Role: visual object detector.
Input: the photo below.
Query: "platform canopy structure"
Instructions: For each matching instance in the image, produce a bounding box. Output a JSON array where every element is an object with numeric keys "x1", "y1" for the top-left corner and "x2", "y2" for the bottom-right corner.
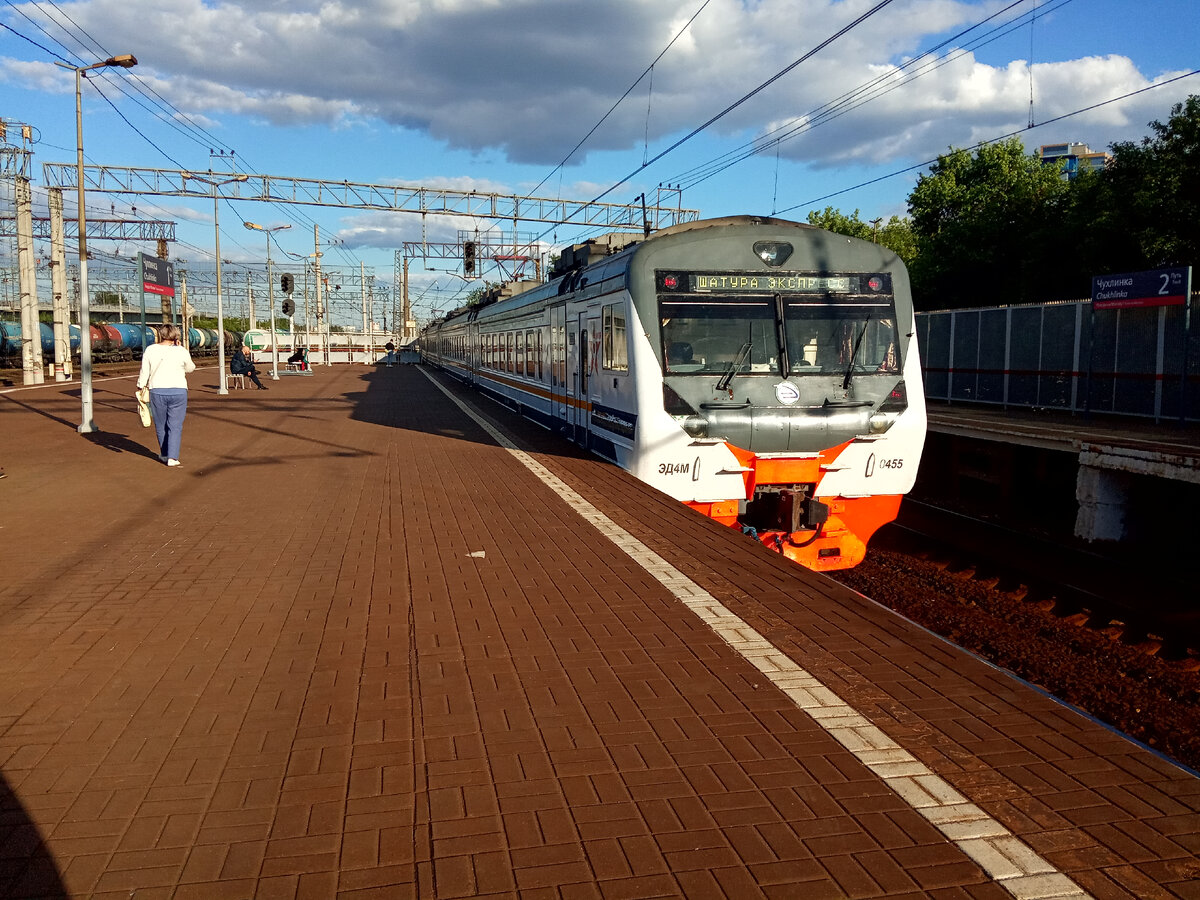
[
  {"x1": 40, "y1": 163, "x2": 701, "y2": 343},
  {"x1": 40, "y1": 164, "x2": 699, "y2": 232}
]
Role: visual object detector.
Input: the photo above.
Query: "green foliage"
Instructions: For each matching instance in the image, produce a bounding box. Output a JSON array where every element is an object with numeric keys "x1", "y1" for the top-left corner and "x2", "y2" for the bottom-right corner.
[
  {"x1": 464, "y1": 283, "x2": 500, "y2": 307},
  {"x1": 805, "y1": 207, "x2": 918, "y2": 267},
  {"x1": 897, "y1": 95, "x2": 1200, "y2": 309},
  {"x1": 1071, "y1": 95, "x2": 1200, "y2": 273},
  {"x1": 906, "y1": 137, "x2": 1074, "y2": 308}
]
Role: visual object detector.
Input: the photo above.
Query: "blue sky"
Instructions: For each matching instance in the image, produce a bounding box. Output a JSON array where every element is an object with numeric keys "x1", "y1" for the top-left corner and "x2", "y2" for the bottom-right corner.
[{"x1": 2, "y1": 0, "x2": 1198, "y2": 326}]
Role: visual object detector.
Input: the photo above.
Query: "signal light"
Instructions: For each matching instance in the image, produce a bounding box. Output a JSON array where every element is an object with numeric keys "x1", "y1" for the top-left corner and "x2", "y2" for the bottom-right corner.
[
  {"x1": 281, "y1": 273, "x2": 294, "y2": 293},
  {"x1": 464, "y1": 241, "x2": 476, "y2": 277},
  {"x1": 282, "y1": 298, "x2": 295, "y2": 316}
]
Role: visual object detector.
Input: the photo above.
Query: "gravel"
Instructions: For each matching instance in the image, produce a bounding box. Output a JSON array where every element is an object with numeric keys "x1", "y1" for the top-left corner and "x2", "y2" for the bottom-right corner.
[{"x1": 831, "y1": 543, "x2": 1200, "y2": 773}]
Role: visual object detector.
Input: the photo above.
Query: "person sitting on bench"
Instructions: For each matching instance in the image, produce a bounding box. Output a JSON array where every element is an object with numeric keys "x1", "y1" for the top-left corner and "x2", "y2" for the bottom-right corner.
[
  {"x1": 231, "y1": 345, "x2": 267, "y2": 389},
  {"x1": 286, "y1": 347, "x2": 308, "y2": 370}
]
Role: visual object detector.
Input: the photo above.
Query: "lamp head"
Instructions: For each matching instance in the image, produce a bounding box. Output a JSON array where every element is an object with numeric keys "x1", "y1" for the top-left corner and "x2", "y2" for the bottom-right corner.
[{"x1": 106, "y1": 55, "x2": 137, "y2": 68}]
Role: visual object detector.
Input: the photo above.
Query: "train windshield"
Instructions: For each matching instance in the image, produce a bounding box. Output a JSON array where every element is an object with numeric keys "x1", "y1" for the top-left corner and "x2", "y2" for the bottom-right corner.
[
  {"x1": 784, "y1": 302, "x2": 899, "y2": 376},
  {"x1": 660, "y1": 299, "x2": 777, "y2": 374},
  {"x1": 658, "y1": 271, "x2": 900, "y2": 377}
]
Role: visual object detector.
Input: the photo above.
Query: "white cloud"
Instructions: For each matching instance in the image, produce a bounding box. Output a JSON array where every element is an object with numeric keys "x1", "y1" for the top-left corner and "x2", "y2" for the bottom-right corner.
[{"x1": 3, "y1": 0, "x2": 1195, "y2": 186}]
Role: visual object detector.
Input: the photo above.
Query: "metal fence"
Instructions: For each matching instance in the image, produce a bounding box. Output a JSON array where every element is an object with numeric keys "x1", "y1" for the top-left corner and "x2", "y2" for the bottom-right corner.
[{"x1": 917, "y1": 294, "x2": 1200, "y2": 422}]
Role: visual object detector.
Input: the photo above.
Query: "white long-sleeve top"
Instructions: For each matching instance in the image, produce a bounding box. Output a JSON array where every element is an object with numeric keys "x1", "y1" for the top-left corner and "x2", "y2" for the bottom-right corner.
[{"x1": 137, "y1": 343, "x2": 196, "y2": 390}]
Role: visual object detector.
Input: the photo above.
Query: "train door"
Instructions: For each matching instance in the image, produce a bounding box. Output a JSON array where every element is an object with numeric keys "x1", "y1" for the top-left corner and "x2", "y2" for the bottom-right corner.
[
  {"x1": 572, "y1": 313, "x2": 590, "y2": 444},
  {"x1": 551, "y1": 304, "x2": 567, "y2": 423}
]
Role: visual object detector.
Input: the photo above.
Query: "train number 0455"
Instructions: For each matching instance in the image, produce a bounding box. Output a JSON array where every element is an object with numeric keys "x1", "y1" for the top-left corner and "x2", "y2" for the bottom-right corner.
[{"x1": 878, "y1": 458, "x2": 904, "y2": 470}]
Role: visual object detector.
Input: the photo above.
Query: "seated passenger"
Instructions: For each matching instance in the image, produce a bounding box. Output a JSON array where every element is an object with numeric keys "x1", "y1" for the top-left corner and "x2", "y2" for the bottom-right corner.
[
  {"x1": 231, "y1": 345, "x2": 267, "y2": 389},
  {"x1": 287, "y1": 347, "x2": 308, "y2": 370}
]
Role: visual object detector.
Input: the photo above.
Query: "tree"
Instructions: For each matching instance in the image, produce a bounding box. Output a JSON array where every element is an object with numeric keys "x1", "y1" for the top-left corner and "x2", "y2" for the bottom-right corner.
[
  {"x1": 805, "y1": 207, "x2": 918, "y2": 266},
  {"x1": 907, "y1": 137, "x2": 1078, "y2": 308},
  {"x1": 1074, "y1": 95, "x2": 1200, "y2": 273}
]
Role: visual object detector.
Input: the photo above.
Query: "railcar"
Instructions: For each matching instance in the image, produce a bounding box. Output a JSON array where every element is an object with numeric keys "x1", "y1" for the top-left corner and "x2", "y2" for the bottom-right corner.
[
  {"x1": 419, "y1": 215, "x2": 927, "y2": 571},
  {"x1": 0, "y1": 320, "x2": 237, "y2": 364}
]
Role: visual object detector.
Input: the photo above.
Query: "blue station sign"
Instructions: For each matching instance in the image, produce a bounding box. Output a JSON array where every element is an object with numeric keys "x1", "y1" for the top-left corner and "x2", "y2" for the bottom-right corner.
[{"x1": 1091, "y1": 266, "x2": 1191, "y2": 310}]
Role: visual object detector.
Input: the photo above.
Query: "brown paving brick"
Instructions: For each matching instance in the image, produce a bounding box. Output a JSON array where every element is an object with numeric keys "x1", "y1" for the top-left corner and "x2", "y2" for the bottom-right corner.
[
  {"x1": 179, "y1": 842, "x2": 230, "y2": 883},
  {"x1": 4, "y1": 367, "x2": 1199, "y2": 899}
]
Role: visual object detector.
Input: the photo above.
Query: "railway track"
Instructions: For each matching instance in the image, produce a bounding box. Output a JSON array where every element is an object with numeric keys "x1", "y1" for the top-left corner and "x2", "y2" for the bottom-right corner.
[
  {"x1": 832, "y1": 500, "x2": 1200, "y2": 771},
  {"x1": 885, "y1": 499, "x2": 1200, "y2": 658}
]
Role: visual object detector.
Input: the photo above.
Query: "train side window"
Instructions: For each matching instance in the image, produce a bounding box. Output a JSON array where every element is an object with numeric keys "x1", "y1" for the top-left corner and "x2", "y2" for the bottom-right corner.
[
  {"x1": 525, "y1": 330, "x2": 535, "y2": 378},
  {"x1": 507, "y1": 332, "x2": 514, "y2": 373},
  {"x1": 603, "y1": 303, "x2": 628, "y2": 372},
  {"x1": 537, "y1": 329, "x2": 544, "y2": 381}
]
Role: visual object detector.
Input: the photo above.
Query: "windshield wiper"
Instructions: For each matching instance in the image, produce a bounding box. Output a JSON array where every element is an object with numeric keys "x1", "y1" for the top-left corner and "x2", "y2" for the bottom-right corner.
[
  {"x1": 842, "y1": 324, "x2": 869, "y2": 390},
  {"x1": 717, "y1": 341, "x2": 753, "y2": 392}
]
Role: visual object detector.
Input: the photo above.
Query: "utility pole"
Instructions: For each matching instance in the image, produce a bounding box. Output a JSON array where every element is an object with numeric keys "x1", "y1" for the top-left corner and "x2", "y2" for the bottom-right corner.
[
  {"x1": 361, "y1": 260, "x2": 368, "y2": 362},
  {"x1": 16, "y1": 177, "x2": 43, "y2": 384},
  {"x1": 48, "y1": 188, "x2": 71, "y2": 380},
  {"x1": 314, "y1": 224, "x2": 325, "y2": 365},
  {"x1": 402, "y1": 256, "x2": 410, "y2": 341}
]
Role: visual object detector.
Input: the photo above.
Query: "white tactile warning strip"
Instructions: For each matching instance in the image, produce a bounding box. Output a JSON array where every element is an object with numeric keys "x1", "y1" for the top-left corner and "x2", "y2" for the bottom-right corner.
[{"x1": 426, "y1": 371, "x2": 1092, "y2": 900}]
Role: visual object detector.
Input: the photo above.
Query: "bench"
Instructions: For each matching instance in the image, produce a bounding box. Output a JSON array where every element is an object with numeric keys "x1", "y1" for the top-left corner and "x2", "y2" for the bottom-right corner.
[{"x1": 228, "y1": 373, "x2": 246, "y2": 389}]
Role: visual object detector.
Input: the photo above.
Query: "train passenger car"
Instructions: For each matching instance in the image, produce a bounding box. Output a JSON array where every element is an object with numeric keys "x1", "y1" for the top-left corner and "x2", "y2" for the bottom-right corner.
[{"x1": 420, "y1": 216, "x2": 927, "y2": 571}]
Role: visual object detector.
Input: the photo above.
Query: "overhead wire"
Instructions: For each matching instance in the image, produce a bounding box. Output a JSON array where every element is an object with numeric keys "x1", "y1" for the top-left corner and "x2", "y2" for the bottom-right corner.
[
  {"x1": 775, "y1": 68, "x2": 1200, "y2": 213},
  {"x1": 5, "y1": 3, "x2": 361, "y2": 294},
  {"x1": 537, "y1": 0, "x2": 899, "y2": 239},
  {"x1": 14, "y1": 0, "x2": 232, "y2": 153},
  {"x1": 668, "y1": 0, "x2": 1061, "y2": 190},
  {"x1": 528, "y1": 0, "x2": 713, "y2": 198}
]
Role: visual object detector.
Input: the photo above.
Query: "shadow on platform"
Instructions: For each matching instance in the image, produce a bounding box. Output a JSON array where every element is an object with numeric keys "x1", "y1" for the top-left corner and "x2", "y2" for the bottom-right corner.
[{"x1": 0, "y1": 770, "x2": 69, "y2": 899}]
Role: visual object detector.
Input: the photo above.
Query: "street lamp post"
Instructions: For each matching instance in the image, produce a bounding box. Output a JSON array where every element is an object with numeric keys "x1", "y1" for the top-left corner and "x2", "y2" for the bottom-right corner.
[
  {"x1": 55, "y1": 53, "x2": 137, "y2": 433},
  {"x1": 244, "y1": 222, "x2": 291, "y2": 381},
  {"x1": 183, "y1": 172, "x2": 248, "y2": 394}
]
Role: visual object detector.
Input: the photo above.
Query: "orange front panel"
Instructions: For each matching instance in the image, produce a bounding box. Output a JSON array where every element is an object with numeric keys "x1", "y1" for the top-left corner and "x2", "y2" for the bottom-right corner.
[
  {"x1": 755, "y1": 494, "x2": 904, "y2": 571},
  {"x1": 754, "y1": 456, "x2": 821, "y2": 485},
  {"x1": 685, "y1": 500, "x2": 740, "y2": 526}
]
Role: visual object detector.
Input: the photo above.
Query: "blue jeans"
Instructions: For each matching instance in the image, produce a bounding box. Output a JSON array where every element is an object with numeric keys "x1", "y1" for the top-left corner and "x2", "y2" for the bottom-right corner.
[{"x1": 149, "y1": 388, "x2": 188, "y2": 460}]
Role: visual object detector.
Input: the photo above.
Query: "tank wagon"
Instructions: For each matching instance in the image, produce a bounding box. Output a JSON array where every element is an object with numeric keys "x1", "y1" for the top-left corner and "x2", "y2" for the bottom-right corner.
[
  {"x1": 0, "y1": 321, "x2": 240, "y2": 364},
  {"x1": 419, "y1": 216, "x2": 927, "y2": 571}
]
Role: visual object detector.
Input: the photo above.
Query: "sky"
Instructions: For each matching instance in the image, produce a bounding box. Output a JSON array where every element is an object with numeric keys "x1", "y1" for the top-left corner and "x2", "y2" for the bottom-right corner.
[{"x1": 2, "y1": 0, "x2": 1198, "y2": 327}]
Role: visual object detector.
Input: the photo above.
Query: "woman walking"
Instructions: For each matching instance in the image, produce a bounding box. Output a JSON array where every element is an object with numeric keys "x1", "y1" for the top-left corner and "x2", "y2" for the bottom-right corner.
[{"x1": 136, "y1": 325, "x2": 196, "y2": 467}]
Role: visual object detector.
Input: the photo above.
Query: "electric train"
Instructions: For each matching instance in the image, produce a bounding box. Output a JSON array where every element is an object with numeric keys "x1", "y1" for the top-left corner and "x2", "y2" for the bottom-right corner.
[{"x1": 419, "y1": 215, "x2": 927, "y2": 571}]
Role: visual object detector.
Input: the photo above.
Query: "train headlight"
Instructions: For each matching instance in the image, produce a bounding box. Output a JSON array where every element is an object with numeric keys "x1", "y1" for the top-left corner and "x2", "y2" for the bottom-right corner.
[
  {"x1": 753, "y1": 241, "x2": 793, "y2": 267},
  {"x1": 869, "y1": 411, "x2": 896, "y2": 433},
  {"x1": 682, "y1": 415, "x2": 709, "y2": 438},
  {"x1": 868, "y1": 381, "x2": 908, "y2": 433}
]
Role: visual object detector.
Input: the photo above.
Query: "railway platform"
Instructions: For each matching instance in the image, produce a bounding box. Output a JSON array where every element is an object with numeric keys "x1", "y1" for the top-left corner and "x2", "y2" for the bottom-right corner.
[
  {"x1": 1, "y1": 364, "x2": 1198, "y2": 899},
  {"x1": 924, "y1": 401, "x2": 1200, "y2": 545}
]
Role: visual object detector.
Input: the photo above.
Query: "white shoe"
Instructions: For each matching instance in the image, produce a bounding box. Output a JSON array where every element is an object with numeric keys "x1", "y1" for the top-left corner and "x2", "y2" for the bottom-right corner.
[{"x1": 167, "y1": 458, "x2": 181, "y2": 467}]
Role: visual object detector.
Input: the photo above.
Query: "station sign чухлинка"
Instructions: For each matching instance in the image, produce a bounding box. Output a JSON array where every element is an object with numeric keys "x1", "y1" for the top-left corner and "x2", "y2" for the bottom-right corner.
[
  {"x1": 139, "y1": 252, "x2": 175, "y2": 298},
  {"x1": 1091, "y1": 266, "x2": 1191, "y2": 310}
]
